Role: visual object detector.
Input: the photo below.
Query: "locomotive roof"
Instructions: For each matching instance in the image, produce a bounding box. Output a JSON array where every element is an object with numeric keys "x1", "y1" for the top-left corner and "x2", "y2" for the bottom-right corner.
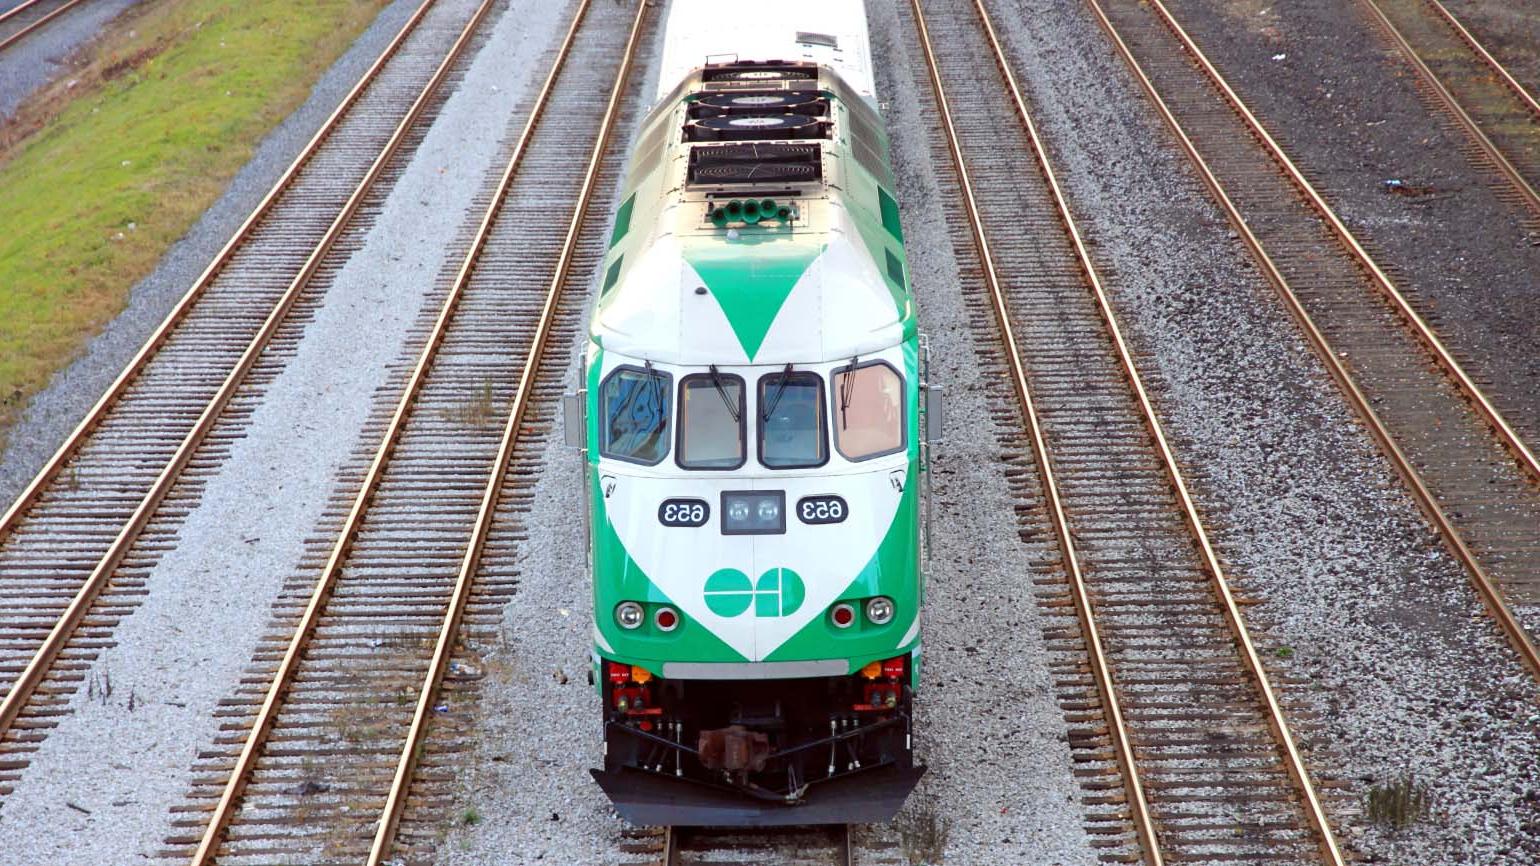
[{"x1": 589, "y1": 61, "x2": 915, "y2": 366}]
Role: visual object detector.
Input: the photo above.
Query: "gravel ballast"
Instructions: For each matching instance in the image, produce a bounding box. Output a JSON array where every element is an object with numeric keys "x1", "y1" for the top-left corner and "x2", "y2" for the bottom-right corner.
[
  {"x1": 0, "y1": 0, "x2": 422, "y2": 510},
  {"x1": 986, "y1": 0, "x2": 1540, "y2": 861},
  {"x1": 0, "y1": 1, "x2": 562, "y2": 860},
  {"x1": 0, "y1": 0, "x2": 139, "y2": 120}
]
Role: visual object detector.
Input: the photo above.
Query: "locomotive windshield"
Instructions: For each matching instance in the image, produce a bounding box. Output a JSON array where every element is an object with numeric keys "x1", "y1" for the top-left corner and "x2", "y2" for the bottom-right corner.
[
  {"x1": 599, "y1": 366, "x2": 671, "y2": 465},
  {"x1": 758, "y1": 369, "x2": 827, "y2": 468},
  {"x1": 677, "y1": 371, "x2": 745, "y2": 469},
  {"x1": 834, "y1": 360, "x2": 905, "y2": 460}
]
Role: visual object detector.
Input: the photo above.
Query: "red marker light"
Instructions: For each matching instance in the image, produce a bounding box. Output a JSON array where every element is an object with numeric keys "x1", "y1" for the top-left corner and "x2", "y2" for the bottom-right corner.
[
  {"x1": 655, "y1": 607, "x2": 679, "y2": 631},
  {"x1": 882, "y1": 656, "x2": 906, "y2": 680},
  {"x1": 607, "y1": 661, "x2": 631, "y2": 684},
  {"x1": 831, "y1": 603, "x2": 855, "y2": 628}
]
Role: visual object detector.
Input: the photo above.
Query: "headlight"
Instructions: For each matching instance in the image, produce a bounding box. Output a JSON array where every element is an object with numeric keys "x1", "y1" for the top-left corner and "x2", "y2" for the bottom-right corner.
[
  {"x1": 721, "y1": 491, "x2": 785, "y2": 535},
  {"x1": 615, "y1": 601, "x2": 645, "y2": 629},
  {"x1": 866, "y1": 596, "x2": 895, "y2": 625}
]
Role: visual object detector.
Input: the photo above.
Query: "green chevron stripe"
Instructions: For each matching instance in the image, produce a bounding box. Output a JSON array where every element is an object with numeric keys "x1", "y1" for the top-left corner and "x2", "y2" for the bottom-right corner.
[{"x1": 684, "y1": 238, "x2": 823, "y2": 361}]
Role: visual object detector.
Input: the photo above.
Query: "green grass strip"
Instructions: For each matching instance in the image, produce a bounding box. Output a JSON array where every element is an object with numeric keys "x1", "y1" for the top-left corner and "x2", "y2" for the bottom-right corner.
[{"x1": 0, "y1": 0, "x2": 389, "y2": 448}]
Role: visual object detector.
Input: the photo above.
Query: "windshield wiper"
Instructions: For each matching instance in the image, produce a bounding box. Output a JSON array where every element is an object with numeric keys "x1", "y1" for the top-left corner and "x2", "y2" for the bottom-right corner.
[
  {"x1": 761, "y1": 363, "x2": 795, "y2": 422},
  {"x1": 640, "y1": 360, "x2": 665, "y2": 420},
  {"x1": 838, "y1": 355, "x2": 858, "y2": 430},
  {"x1": 709, "y1": 364, "x2": 740, "y2": 423}
]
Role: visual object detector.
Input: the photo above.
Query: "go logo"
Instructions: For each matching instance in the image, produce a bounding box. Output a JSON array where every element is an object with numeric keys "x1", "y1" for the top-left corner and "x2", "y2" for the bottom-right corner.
[{"x1": 703, "y1": 567, "x2": 806, "y2": 618}]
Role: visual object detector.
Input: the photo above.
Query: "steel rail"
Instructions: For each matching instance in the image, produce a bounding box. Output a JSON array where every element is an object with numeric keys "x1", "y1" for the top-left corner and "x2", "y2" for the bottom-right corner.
[
  {"x1": 179, "y1": 2, "x2": 520, "y2": 861},
  {"x1": 968, "y1": 1, "x2": 1347, "y2": 862},
  {"x1": 1081, "y1": 0, "x2": 1540, "y2": 681},
  {"x1": 0, "y1": 0, "x2": 490, "y2": 743},
  {"x1": 1424, "y1": 0, "x2": 1540, "y2": 120},
  {"x1": 906, "y1": 2, "x2": 1162, "y2": 863},
  {"x1": 0, "y1": 0, "x2": 440, "y2": 546},
  {"x1": 0, "y1": 0, "x2": 45, "y2": 25},
  {"x1": 1129, "y1": 0, "x2": 1540, "y2": 490},
  {"x1": 663, "y1": 827, "x2": 682, "y2": 866},
  {"x1": 364, "y1": 0, "x2": 644, "y2": 858},
  {"x1": 1357, "y1": 0, "x2": 1540, "y2": 215},
  {"x1": 0, "y1": 0, "x2": 85, "y2": 52}
]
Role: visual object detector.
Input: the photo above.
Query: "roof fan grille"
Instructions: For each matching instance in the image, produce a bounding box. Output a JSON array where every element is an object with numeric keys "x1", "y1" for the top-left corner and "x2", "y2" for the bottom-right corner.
[
  {"x1": 688, "y1": 144, "x2": 822, "y2": 186},
  {"x1": 692, "y1": 91, "x2": 827, "y2": 118},
  {"x1": 685, "y1": 113, "x2": 828, "y2": 143}
]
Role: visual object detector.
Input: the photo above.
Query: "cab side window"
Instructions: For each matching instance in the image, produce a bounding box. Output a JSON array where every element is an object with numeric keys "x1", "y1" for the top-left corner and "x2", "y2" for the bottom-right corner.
[
  {"x1": 833, "y1": 361, "x2": 905, "y2": 461},
  {"x1": 599, "y1": 366, "x2": 671, "y2": 465}
]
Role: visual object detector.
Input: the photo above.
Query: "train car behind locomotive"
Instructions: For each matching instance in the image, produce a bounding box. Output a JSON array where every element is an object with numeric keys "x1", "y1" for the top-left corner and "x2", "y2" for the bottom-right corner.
[{"x1": 567, "y1": 0, "x2": 941, "y2": 827}]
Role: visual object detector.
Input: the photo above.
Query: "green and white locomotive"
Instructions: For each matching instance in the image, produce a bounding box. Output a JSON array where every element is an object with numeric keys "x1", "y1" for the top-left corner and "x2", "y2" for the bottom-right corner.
[{"x1": 571, "y1": 0, "x2": 940, "y2": 826}]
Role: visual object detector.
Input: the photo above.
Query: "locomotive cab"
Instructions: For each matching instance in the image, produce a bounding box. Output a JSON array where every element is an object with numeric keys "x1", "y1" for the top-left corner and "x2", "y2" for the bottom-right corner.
[{"x1": 573, "y1": 348, "x2": 937, "y2": 825}]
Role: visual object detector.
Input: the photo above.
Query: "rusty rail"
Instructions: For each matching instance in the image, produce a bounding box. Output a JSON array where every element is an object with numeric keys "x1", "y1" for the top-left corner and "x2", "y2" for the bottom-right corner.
[
  {"x1": 1131, "y1": 0, "x2": 1540, "y2": 490},
  {"x1": 1357, "y1": 0, "x2": 1540, "y2": 215},
  {"x1": 907, "y1": 1, "x2": 1163, "y2": 862},
  {"x1": 181, "y1": 1, "x2": 648, "y2": 861},
  {"x1": 0, "y1": 0, "x2": 480, "y2": 742},
  {"x1": 964, "y1": 1, "x2": 1348, "y2": 862},
  {"x1": 1083, "y1": 0, "x2": 1540, "y2": 681},
  {"x1": 365, "y1": 0, "x2": 645, "y2": 858},
  {"x1": 1424, "y1": 0, "x2": 1540, "y2": 120},
  {"x1": 173, "y1": 0, "x2": 533, "y2": 861},
  {"x1": 0, "y1": 0, "x2": 440, "y2": 547},
  {"x1": 0, "y1": 0, "x2": 85, "y2": 52}
]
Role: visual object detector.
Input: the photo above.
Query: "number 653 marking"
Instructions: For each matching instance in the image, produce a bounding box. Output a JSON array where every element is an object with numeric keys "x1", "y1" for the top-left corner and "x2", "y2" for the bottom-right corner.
[
  {"x1": 658, "y1": 498, "x2": 709, "y2": 527},
  {"x1": 796, "y1": 495, "x2": 847, "y2": 525}
]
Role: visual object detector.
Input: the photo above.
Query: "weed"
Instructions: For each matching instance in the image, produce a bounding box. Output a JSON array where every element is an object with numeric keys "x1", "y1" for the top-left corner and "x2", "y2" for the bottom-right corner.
[
  {"x1": 446, "y1": 381, "x2": 497, "y2": 428},
  {"x1": 86, "y1": 663, "x2": 113, "y2": 704},
  {"x1": 1366, "y1": 775, "x2": 1432, "y2": 830},
  {"x1": 460, "y1": 807, "x2": 482, "y2": 826},
  {"x1": 899, "y1": 801, "x2": 951, "y2": 865},
  {"x1": 1275, "y1": 646, "x2": 1295, "y2": 660}
]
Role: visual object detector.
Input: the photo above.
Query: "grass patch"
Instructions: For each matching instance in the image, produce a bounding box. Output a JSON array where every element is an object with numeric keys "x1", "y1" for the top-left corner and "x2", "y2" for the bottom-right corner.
[
  {"x1": 899, "y1": 801, "x2": 951, "y2": 865},
  {"x1": 0, "y1": 0, "x2": 390, "y2": 447},
  {"x1": 1366, "y1": 774, "x2": 1433, "y2": 830}
]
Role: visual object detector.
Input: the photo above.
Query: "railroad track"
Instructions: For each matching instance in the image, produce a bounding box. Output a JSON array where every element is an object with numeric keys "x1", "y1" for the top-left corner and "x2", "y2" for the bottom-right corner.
[
  {"x1": 0, "y1": 0, "x2": 87, "y2": 53},
  {"x1": 155, "y1": 1, "x2": 653, "y2": 862},
  {"x1": 0, "y1": 0, "x2": 489, "y2": 793},
  {"x1": 907, "y1": 1, "x2": 1353, "y2": 863},
  {"x1": 1086, "y1": 0, "x2": 1540, "y2": 667},
  {"x1": 628, "y1": 825, "x2": 866, "y2": 866},
  {"x1": 1357, "y1": 0, "x2": 1540, "y2": 218}
]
